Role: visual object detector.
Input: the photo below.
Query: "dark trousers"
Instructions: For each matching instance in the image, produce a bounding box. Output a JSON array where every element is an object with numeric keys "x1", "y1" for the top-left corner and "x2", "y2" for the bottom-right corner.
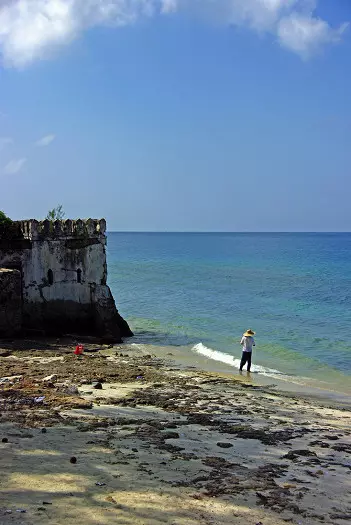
[{"x1": 240, "y1": 351, "x2": 252, "y2": 371}]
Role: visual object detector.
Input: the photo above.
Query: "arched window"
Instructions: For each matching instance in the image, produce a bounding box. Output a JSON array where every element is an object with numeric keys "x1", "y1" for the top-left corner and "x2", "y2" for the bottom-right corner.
[
  {"x1": 47, "y1": 269, "x2": 54, "y2": 285},
  {"x1": 77, "y1": 269, "x2": 82, "y2": 283}
]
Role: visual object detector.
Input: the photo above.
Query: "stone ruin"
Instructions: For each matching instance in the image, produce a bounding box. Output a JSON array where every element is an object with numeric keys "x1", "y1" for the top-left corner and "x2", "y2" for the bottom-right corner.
[{"x1": 0, "y1": 219, "x2": 133, "y2": 342}]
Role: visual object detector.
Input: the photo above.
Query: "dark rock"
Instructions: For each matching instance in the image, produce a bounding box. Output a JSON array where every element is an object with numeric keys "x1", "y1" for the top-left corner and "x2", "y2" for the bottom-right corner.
[
  {"x1": 163, "y1": 431, "x2": 180, "y2": 440},
  {"x1": 159, "y1": 443, "x2": 184, "y2": 453},
  {"x1": 41, "y1": 428, "x2": 47, "y2": 433},
  {"x1": 283, "y1": 450, "x2": 317, "y2": 460},
  {"x1": 310, "y1": 440, "x2": 330, "y2": 448},
  {"x1": 332, "y1": 443, "x2": 351, "y2": 453},
  {"x1": 92, "y1": 382, "x2": 103, "y2": 390},
  {"x1": 165, "y1": 423, "x2": 178, "y2": 429},
  {"x1": 2, "y1": 437, "x2": 8, "y2": 443},
  {"x1": 70, "y1": 456, "x2": 77, "y2": 464},
  {"x1": 217, "y1": 442, "x2": 233, "y2": 449}
]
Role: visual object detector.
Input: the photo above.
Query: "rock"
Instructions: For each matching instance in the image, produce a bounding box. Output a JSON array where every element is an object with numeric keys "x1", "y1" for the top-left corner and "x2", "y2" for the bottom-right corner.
[
  {"x1": 2, "y1": 437, "x2": 8, "y2": 443},
  {"x1": 92, "y1": 382, "x2": 103, "y2": 390},
  {"x1": 0, "y1": 351, "x2": 12, "y2": 357},
  {"x1": 132, "y1": 448, "x2": 138, "y2": 453},
  {"x1": 43, "y1": 374, "x2": 58, "y2": 383},
  {"x1": 191, "y1": 493, "x2": 204, "y2": 500},
  {"x1": 138, "y1": 424, "x2": 157, "y2": 435},
  {"x1": 70, "y1": 456, "x2": 77, "y2": 464},
  {"x1": 41, "y1": 428, "x2": 47, "y2": 434},
  {"x1": 217, "y1": 442, "x2": 233, "y2": 449},
  {"x1": 283, "y1": 449, "x2": 317, "y2": 460},
  {"x1": 163, "y1": 432, "x2": 180, "y2": 440},
  {"x1": 310, "y1": 440, "x2": 330, "y2": 448}
]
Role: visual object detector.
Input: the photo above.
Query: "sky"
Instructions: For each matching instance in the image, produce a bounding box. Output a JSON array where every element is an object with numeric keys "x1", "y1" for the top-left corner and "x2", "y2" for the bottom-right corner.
[{"x1": 0, "y1": 0, "x2": 350, "y2": 232}]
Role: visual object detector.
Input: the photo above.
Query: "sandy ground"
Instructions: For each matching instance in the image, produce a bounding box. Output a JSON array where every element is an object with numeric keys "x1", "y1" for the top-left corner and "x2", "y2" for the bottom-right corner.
[{"x1": 0, "y1": 338, "x2": 350, "y2": 525}]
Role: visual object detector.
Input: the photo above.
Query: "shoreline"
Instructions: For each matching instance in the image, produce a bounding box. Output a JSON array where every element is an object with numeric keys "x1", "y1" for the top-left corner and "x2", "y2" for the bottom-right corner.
[
  {"x1": 1, "y1": 337, "x2": 351, "y2": 525},
  {"x1": 129, "y1": 341, "x2": 351, "y2": 406}
]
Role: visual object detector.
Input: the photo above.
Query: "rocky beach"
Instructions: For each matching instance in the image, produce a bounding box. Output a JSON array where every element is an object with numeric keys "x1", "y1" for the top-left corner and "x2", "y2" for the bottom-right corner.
[{"x1": 0, "y1": 338, "x2": 350, "y2": 525}]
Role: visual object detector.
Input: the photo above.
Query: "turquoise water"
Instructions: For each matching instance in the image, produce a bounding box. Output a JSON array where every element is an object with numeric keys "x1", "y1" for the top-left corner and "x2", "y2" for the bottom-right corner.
[{"x1": 107, "y1": 233, "x2": 351, "y2": 393}]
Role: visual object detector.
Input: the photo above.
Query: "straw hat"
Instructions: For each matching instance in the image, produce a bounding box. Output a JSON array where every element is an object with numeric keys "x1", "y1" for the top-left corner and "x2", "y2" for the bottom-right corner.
[{"x1": 243, "y1": 329, "x2": 255, "y2": 337}]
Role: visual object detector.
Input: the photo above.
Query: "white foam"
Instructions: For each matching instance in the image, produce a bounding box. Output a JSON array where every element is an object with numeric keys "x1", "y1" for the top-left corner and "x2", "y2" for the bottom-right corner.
[{"x1": 192, "y1": 342, "x2": 285, "y2": 378}]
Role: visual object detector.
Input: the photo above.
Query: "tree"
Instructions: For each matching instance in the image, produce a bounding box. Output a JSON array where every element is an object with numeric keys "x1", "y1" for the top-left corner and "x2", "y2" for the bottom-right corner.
[
  {"x1": 0, "y1": 210, "x2": 14, "y2": 239},
  {"x1": 0, "y1": 210, "x2": 12, "y2": 225},
  {"x1": 46, "y1": 205, "x2": 65, "y2": 221}
]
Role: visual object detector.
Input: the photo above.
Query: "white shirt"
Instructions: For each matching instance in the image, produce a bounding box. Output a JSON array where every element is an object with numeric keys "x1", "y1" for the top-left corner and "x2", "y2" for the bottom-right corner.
[{"x1": 240, "y1": 336, "x2": 255, "y2": 352}]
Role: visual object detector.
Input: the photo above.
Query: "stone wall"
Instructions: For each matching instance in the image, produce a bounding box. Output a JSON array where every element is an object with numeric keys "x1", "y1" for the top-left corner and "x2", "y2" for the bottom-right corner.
[
  {"x1": 0, "y1": 219, "x2": 132, "y2": 342},
  {"x1": 0, "y1": 269, "x2": 22, "y2": 337}
]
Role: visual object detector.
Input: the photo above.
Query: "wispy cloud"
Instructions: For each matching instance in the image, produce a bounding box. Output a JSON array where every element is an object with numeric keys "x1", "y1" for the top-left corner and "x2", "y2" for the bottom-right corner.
[
  {"x1": 0, "y1": 1, "x2": 347, "y2": 67},
  {"x1": 3, "y1": 158, "x2": 27, "y2": 175},
  {"x1": 0, "y1": 137, "x2": 13, "y2": 151},
  {"x1": 35, "y1": 134, "x2": 56, "y2": 147},
  {"x1": 277, "y1": 12, "x2": 348, "y2": 59}
]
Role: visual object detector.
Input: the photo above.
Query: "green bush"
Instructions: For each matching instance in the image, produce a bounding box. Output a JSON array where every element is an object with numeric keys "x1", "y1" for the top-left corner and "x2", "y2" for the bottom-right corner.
[
  {"x1": 0, "y1": 210, "x2": 12, "y2": 225},
  {"x1": 0, "y1": 210, "x2": 15, "y2": 239},
  {"x1": 46, "y1": 205, "x2": 65, "y2": 221}
]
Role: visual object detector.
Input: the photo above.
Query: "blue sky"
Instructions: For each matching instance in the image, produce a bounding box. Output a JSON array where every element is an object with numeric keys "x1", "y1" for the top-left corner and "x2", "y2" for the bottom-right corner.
[{"x1": 0, "y1": 0, "x2": 350, "y2": 232}]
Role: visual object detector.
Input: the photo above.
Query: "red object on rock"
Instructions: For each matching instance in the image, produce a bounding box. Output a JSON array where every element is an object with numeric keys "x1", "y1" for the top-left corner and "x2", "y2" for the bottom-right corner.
[{"x1": 74, "y1": 345, "x2": 84, "y2": 356}]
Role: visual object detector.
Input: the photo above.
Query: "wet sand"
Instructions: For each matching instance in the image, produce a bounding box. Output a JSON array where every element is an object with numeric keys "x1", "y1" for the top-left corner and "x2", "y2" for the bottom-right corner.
[{"x1": 0, "y1": 338, "x2": 350, "y2": 525}]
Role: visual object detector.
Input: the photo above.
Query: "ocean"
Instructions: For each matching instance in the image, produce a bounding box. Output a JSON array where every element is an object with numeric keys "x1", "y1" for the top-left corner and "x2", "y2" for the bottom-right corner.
[{"x1": 107, "y1": 232, "x2": 351, "y2": 395}]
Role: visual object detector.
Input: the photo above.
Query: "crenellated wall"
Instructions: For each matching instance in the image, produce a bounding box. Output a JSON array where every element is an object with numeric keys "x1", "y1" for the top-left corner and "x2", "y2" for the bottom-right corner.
[
  {"x1": 0, "y1": 219, "x2": 132, "y2": 342},
  {"x1": 17, "y1": 218, "x2": 106, "y2": 240}
]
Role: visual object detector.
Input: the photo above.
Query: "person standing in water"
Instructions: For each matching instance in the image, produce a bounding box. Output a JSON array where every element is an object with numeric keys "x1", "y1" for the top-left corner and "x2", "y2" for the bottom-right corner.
[{"x1": 239, "y1": 329, "x2": 255, "y2": 372}]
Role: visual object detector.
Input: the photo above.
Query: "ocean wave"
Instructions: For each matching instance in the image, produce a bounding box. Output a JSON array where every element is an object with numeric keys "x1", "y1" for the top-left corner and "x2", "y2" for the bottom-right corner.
[{"x1": 192, "y1": 342, "x2": 285, "y2": 377}]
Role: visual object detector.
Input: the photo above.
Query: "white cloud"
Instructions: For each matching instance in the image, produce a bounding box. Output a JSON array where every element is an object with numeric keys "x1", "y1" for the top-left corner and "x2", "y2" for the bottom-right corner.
[
  {"x1": 36, "y1": 134, "x2": 56, "y2": 147},
  {"x1": 0, "y1": 1, "x2": 347, "y2": 67},
  {"x1": 277, "y1": 13, "x2": 348, "y2": 59},
  {"x1": 0, "y1": 136, "x2": 13, "y2": 151},
  {"x1": 3, "y1": 158, "x2": 27, "y2": 175}
]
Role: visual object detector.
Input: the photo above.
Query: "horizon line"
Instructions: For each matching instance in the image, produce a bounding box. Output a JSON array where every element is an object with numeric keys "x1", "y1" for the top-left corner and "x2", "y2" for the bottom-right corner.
[{"x1": 107, "y1": 230, "x2": 351, "y2": 234}]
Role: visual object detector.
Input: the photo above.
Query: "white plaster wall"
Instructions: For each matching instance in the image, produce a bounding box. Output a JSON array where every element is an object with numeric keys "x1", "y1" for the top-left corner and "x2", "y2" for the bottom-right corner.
[{"x1": 21, "y1": 239, "x2": 106, "y2": 305}]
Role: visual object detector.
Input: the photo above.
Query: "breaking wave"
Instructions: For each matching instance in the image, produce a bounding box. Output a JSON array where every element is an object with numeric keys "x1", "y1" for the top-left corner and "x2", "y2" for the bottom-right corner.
[{"x1": 192, "y1": 342, "x2": 287, "y2": 378}]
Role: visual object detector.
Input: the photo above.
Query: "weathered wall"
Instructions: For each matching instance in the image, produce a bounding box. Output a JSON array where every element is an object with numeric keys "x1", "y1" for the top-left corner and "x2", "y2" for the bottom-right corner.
[
  {"x1": 0, "y1": 269, "x2": 22, "y2": 337},
  {"x1": 0, "y1": 219, "x2": 132, "y2": 341}
]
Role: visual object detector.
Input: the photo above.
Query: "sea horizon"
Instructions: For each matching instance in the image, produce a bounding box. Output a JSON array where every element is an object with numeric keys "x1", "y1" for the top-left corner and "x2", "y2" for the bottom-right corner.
[{"x1": 108, "y1": 231, "x2": 351, "y2": 234}]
